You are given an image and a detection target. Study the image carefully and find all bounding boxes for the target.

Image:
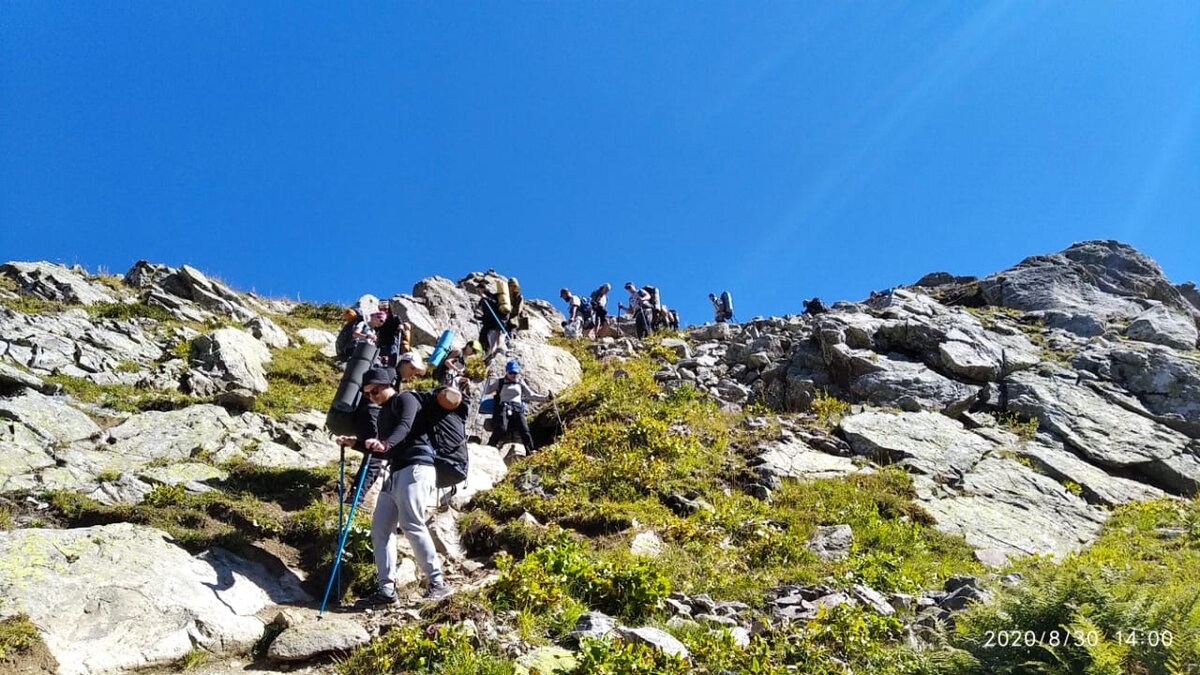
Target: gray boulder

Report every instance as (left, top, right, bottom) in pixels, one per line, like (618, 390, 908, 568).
(502, 340, 582, 397)
(1074, 344, 1200, 438)
(616, 626, 690, 659)
(295, 327, 337, 358)
(979, 240, 1196, 334)
(412, 276, 479, 345)
(1125, 305, 1198, 350)
(807, 525, 853, 561)
(848, 354, 981, 414)
(0, 390, 100, 444)
(840, 411, 994, 477)
(0, 419, 57, 492)
(0, 261, 116, 305)
(1006, 371, 1200, 494)
(917, 456, 1106, 557)
(189, 327, 272, 395)
(267, 619, 370, 662)
(0, 362, 48, 394)
(388, 294, 441, 347)
(244, 315, 290, 349)
(756, 439, 859, 480)
(1018, 440, 1166, 506)
(0, 524, 310, 675)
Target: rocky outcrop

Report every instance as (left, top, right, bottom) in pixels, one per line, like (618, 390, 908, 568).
(978, 240, 1199, 334)
(0, 308, 165, 382)
(1005, 371, 1200, 494)
(1125, 305, 1198, 350)
(126, 260, 266, 321)
(0, 523, 310, 675)
(0, 261, 116, 305)
(502, 339, 582, 397)
(188, 327, 272, 396)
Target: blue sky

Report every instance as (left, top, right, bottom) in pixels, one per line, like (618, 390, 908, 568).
(2, 2, 1197, 323)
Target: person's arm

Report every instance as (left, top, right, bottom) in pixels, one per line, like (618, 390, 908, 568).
(521, 382, 550, 403)
(373, 393, 419, 454)
(481, 378, 499, 397)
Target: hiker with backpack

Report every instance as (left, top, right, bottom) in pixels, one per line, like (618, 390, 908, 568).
(336, 353, 427, 512)
(335, 309, 374, 362)
(506, 278, 526, 335)
(433, 339, 481, 387)
(375, 298, 407, 367)
(359, 367, 469, 605)
(559, 288, 596, 338)
(477, 293, 508, 361)
(590, 283, 611, 334)
(709, 292, 734, 323)
(621, 282, 654, 339)
(483, 359, 551, 455)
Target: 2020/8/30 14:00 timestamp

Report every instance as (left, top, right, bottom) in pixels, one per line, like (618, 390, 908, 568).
(984, 630, 1174, 648)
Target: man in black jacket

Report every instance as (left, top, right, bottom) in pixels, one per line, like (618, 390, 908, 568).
(358, 368, 450, 605)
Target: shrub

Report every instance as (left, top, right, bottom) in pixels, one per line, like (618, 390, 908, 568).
(811, 390, 851, 427)
(0, 615, 40, 661)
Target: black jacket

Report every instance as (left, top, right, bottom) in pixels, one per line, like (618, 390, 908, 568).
(375, 391, 434, 470)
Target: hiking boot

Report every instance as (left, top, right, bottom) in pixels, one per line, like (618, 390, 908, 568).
(422, 580, 452, 601)
(358, 590, 399, 608)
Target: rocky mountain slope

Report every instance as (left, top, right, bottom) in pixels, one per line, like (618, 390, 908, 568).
(0, 240, 1198, 674)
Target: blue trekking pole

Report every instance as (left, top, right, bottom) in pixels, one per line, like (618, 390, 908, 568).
(483, 299, 511, 339)
(336, 446, 345, 600)
(318, 452, 372, 618)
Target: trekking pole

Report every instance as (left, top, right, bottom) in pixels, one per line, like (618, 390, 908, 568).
(337, 445, 345, 601)
(550, 396, 565, 434)
(483, 299, 511, 339)
(318, 452, 372, 619)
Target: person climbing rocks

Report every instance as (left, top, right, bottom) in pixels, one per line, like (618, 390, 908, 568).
(374, 298, 404, 367)
(477, 291, 508, 361)
(506, 278, 526, 335)
(483, 359, 551, 455)
(590, 283, 611, 335)
(359, 367, 451, 605)
(559, 288, 595, 338)
(334, 308, 373, 362)
(433, 339, 481, 387)
(621, 282, 654, 339)
(709, 293, 733, 323)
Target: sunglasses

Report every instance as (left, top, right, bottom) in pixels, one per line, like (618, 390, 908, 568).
(364, 385, 385, 396)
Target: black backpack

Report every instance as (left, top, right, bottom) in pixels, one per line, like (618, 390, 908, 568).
(334, 320, 357, 360)
(411, 390, 470, 488)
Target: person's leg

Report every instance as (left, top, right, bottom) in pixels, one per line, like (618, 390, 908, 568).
(487, 408, 510, 447)
(369, 472, 402, 598)
(514, 410, 535, 453)
(394, 464, 444, 587)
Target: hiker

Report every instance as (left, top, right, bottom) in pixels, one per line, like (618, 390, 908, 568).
(803, 297, 828, 316)
(367, 311, 386, 338)
(360, 369, 452, 605)
(621, 282, 654, 339)
(337, 354, 426, 511)
(433, 339, 481, 387)
(335, 368, 387, 509)
(483, 359, 551, 455)
(559, 288, 595, 338)
(335, 309, 373, 362)
(590, 283, 611, 334)
(506, 278, 526, 335)
(477, 293, 508, 360)
(709, 292, 734, 323)
(375, 299, 403, 367)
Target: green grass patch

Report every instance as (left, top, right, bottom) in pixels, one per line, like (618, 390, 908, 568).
(947, 498, 1200, 674)
(0, 615, 40, 661)
(86, 301, 174, 322)
(172, 647, 209, 671)
(256, 342, 341, 418)
(993, 411, 1040, 442)
(45, 374, 203, 413)
(275, 302, 344, 333)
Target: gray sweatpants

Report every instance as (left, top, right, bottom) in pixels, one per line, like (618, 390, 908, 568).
(371, 464, 443, 595)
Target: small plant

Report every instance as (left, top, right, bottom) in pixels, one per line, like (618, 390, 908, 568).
(97, 469, 121, 483)
(994, 411, 1039, 442)
(1063, 480, 1083, 497)
(172, 647, 209, 671)
(811, 390, 851, 427)
(88, 301, 173, 322)
(0, 615, 41, 661)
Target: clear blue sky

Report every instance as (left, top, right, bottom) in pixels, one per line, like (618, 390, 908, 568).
(2, 3, 1197, 323)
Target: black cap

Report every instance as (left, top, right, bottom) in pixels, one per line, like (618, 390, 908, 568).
(362, 367, 396, 387)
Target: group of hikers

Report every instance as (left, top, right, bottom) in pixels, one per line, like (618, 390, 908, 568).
(328, 286, 556, 607)
(559, 283, 736, 339)
(324, 277, 763, 608)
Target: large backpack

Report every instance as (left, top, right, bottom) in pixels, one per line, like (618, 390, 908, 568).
(642, 285, 660, 309)
(334, 320, 357, 361)
(411, 390, 470, 488)
(589, 287, 606, 307)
